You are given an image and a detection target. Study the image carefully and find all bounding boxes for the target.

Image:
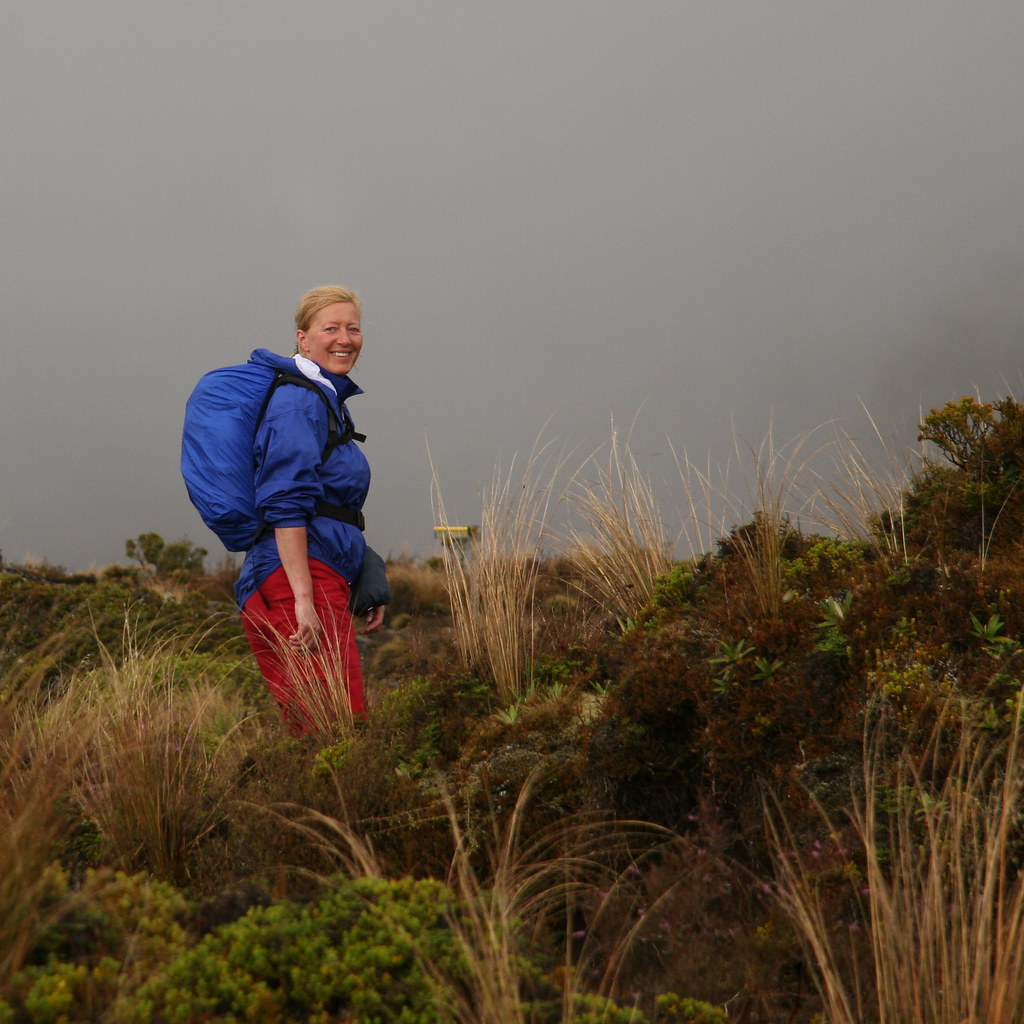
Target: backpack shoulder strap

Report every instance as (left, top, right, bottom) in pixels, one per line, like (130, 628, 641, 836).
(256, 371, 366, 459)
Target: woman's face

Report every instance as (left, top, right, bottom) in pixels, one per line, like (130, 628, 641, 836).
(296, 301, 362, 376)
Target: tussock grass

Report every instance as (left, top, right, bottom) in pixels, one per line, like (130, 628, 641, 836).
(771, 698, 1024, 1024)
(64, 625, 256, 885)
(563, 425, 675, 625)
(277, 781, 388, 882)
(671, 428, 822, 620)
(270, 629, 361, 738)
(434, 784, 708, 1021)
(432, 442, 566, 704)
(808, 405, 919, 559)
(667, 444, 724, 563)
(0, 648, 98, 983)
(723, 429, 823, 620)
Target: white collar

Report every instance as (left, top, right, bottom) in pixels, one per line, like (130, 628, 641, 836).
(292, 353, 337, 395)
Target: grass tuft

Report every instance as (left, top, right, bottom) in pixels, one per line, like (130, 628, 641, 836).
(65, 623, 256, 885)
(0, 646, 98, 983)
(563, 424, 675, 626)
(432, 440, 567, 703)
(770, 695, 1024, 1024)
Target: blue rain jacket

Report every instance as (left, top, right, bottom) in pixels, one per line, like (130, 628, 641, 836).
(234, 348, 369, 608)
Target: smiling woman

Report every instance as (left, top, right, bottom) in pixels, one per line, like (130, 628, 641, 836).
(235, 285, 388, 735)
(295, 287, 364, 377)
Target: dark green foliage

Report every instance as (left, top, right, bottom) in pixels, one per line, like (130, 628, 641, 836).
(527, 993, 651, 1023)
(715, 512, 801, 563)
(0, 569, 250, 686)
(127, 876, 461, 1024)
(652, 562, 697, 609)
(585, 623, 705, 828)
(125, 532, 207, 575)
(918, 395, 1024, 477)
(656, 993, 730, 1023)
(891, 395, 1024, 556)
(378, 671, 492, 772)
(0, 869, 190, 1024)
(783, 536, 868, 593)
(532, 651, 589, 689)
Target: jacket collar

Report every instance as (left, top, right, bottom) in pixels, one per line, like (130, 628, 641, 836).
(248, 348, 363, 401)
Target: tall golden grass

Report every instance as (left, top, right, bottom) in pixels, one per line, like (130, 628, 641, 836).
(0, 645, 98, 983)
(670, 428, 822, 620)
(563, 425, 675, 625)
(269, 626, 361, 738)
(431, 442, 566, 703)
(770, 697, 1024, 1024)
(432, 416, 907, 667)
(807, 405, 918, 560)
(62, 625, 256, 884)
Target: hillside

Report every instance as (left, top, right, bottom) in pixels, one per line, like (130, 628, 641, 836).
(4, 395, 1024, 1023)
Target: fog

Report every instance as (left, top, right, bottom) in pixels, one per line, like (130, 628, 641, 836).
(3, 2, 1023, 572)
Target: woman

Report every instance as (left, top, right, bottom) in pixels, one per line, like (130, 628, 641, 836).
(235, 285, 386, 733)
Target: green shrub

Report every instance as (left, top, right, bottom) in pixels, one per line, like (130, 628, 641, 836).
(124, 876, 462, 1024)
(379, 672, 491, 772)
(782, 535, 867, 591)
(655, 992, 730, 1023)
(0, 869, 190, 1024)
(652, 562, 697, 610)
(0, 572, 249, 686)
(526, 991, 650, 1023)
(889, 395, 1024, 558)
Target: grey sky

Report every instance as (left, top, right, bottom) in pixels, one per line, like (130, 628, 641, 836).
(3, 2, 1024, 571)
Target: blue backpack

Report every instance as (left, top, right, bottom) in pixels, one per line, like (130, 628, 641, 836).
(181, 361, 365, 551)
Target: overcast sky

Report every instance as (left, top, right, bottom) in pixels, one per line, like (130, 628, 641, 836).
(3, 2, 1024, 572)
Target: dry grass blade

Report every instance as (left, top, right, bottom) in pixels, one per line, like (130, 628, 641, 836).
(268, 624, 360, 738)
(431, 438, 567, 704)
(680, 425, 821, 621)
(430, 774, 674, 1024)
(732, 427, 825, 620)
(765, 797, 866, 1024)
(283, 764, 677, 1023)
(265, 772, 390, 883)
(770, 696, 1024, 1024)
(563, 423, 675, 625)
(0, 650, 98, 983)
(67, 623, 256, 885)
(667, 440, 725, 562)
(669, 425, 825, 619)
(807, 403, 918, 558)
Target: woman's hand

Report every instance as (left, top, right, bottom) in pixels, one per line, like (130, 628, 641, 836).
(289, 594, 323, 652)
(358, 605, 386, 635)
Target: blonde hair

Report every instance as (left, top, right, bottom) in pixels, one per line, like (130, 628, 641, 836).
(294, 285, 362, 332)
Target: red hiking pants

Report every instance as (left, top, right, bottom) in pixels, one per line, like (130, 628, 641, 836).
(241, 559, 366, 734)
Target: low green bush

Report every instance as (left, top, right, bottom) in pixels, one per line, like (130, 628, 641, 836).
(124, 875, 462, 1024)
(0, 868, 190, 1024)
(655, 993, 730, 1023)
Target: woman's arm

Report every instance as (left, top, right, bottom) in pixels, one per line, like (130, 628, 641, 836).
(275, 525, 320, 652)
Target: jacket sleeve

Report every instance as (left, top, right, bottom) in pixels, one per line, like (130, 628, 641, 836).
(252, 389, 329, 528)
